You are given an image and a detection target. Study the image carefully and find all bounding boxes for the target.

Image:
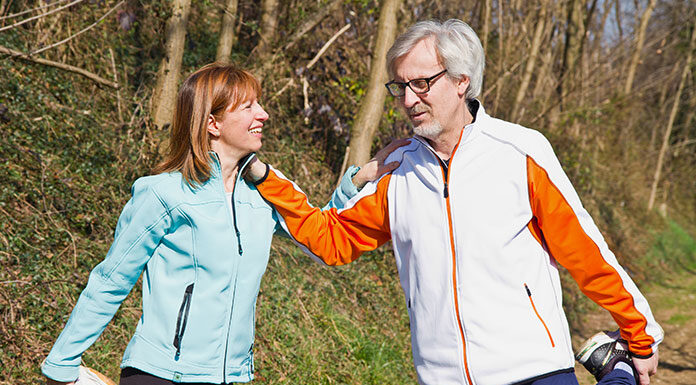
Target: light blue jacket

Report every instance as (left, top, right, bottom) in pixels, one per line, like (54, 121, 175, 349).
(42, 155, 360, 383)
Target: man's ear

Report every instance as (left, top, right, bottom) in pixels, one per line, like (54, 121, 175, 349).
(457, 75, 470, 98)
(207, 115, 220, 137)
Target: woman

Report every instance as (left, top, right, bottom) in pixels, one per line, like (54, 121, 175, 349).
(42, 63, 401, 384)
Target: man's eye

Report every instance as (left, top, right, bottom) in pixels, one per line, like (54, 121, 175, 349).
(411, 80, 427, 89)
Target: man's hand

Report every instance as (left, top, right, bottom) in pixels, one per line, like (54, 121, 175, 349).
(633, 351, 658, 385)
(352, 138, 410, 189)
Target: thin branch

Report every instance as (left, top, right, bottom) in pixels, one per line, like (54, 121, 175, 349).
(281, 0, 343, 52)
(0, 0, 84, 33)
(306, 23, 351, 70)
(109, 47, 123, 122)
(30, 0, 125, 55)
(0, 44, 119, 88)
(0, 0, 74, 21)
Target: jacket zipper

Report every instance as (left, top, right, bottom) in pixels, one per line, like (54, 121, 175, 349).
(415, 135, 473, 384)
(426, 138, 473, 384)
(222, 168, 246, 380)
(524, 283, 555, 347)
(173, 283, 194, 359)
(231, 189, 243, 255)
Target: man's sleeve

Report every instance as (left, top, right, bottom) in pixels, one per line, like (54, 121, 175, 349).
(257, 166, 392, 266)
(526, 136, 663, 357)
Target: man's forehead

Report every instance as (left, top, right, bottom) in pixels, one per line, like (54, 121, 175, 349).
(392, 38, 442, 80)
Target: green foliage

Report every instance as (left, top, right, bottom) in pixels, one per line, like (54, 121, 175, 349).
(642, 220, 696, 275)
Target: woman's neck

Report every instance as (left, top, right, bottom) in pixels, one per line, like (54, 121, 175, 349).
(212, 150, 244, 193)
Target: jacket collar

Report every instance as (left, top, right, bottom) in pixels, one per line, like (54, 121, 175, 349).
(209, 151, 256, 182)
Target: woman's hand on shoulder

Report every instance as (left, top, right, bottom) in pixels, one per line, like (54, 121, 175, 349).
(352, 138, 410, 189)
(242, 155, 269, 183)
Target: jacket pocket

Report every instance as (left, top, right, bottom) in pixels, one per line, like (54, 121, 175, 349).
(173, 283, 194, 358)
(524, 283, 555, 347)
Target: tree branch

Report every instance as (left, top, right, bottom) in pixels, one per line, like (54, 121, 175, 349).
(0, 0, 75, 21)
(306, 23, 351, 70)
(30, 0, 125, 55)
(281, 0, 343, 52)
(0, 45, 119, 89)
(0, 0, 84, 33)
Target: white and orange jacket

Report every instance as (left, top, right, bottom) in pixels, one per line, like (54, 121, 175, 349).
(255, 101, 663, 385)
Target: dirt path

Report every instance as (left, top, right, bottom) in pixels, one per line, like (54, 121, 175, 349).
(573, 273, 696, 385)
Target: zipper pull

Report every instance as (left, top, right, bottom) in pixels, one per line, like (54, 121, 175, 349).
(524, 283, 532, 296)
(237, 230, 243, 255)
(443, 182, 449, 198)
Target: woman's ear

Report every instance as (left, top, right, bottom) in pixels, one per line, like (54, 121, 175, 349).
(207, 115, 220, 137)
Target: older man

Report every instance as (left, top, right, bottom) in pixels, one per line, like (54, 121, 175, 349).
(247, 19, 662, 385)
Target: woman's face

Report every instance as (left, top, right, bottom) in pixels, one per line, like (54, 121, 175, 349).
(211, 95, 269, 157)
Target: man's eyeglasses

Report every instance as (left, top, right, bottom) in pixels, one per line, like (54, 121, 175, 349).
(384, 69, 448, 97)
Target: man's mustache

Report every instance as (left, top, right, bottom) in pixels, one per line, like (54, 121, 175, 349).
(408, 105, 431, 115)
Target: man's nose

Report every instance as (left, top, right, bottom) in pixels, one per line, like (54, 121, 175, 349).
(402, 86, 420, 109)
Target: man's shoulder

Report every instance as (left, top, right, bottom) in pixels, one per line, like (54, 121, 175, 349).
(479, 117, 551, 155)
(384, 138, 426, 163)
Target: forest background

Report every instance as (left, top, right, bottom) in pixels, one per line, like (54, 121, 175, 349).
(1, 0, 695, 384)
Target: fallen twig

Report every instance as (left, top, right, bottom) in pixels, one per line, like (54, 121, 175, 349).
(0, 44, 119, 89)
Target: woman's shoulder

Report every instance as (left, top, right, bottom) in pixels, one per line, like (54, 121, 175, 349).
(132, 171, 184, 190)
(128, 172, 191, 205)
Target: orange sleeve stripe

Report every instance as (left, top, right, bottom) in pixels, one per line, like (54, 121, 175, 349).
(257, 168, 392, 265)
(526, 156, 655, 355)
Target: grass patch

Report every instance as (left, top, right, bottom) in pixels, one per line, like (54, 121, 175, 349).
(641, 219, 696, 278)
(665, 313, 694, 326)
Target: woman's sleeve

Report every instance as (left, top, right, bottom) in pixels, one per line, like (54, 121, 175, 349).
(325, 165, 361, 210)
(41, 179, 171, 382)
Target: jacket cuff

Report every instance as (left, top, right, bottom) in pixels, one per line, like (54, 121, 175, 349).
(338, 165, 361, 197)
(41, 359, 80, 382)
(629, 350, 655, 359)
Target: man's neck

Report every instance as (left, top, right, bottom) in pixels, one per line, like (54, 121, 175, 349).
(428, 101, 475, 160)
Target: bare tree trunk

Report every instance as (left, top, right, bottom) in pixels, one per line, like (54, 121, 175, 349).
(511, 1, 548, 122)
(345, 0, 400, 167)
(492, 0, 504, 114)
(557, 0, 585, 111)
(216, 0, 239, 63)
(614, 0, 623, 42)
(624, 0, 656, 95)
(256, 0, 280, 60)
(651, 62, 680, 151)
(647, 26, 695, 211)
(480, 0, 491, 55)
(151, 0, 191, 133)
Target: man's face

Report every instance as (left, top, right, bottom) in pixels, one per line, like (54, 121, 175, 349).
(391, 38, 468, 140)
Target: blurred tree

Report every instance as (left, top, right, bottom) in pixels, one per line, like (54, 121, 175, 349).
(624, 0, 657, 95)
(648, 24, 695, 211)
(216, 0, 239, 63)
(256, 0, 279, 60)
(345, 0, 400, 168)
(151, 0, 191, 136)
(511, 1, 549, 122)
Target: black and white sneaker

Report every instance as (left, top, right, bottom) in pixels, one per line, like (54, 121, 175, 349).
(575, 330, 635, 381)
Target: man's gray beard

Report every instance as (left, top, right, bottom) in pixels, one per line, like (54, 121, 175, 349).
(413, 120, 443, 140)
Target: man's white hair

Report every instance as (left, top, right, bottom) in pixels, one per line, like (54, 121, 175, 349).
(386, 19, 485, 100)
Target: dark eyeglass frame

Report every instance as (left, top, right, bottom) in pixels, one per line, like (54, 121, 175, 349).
(384, 69, 448, 97)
